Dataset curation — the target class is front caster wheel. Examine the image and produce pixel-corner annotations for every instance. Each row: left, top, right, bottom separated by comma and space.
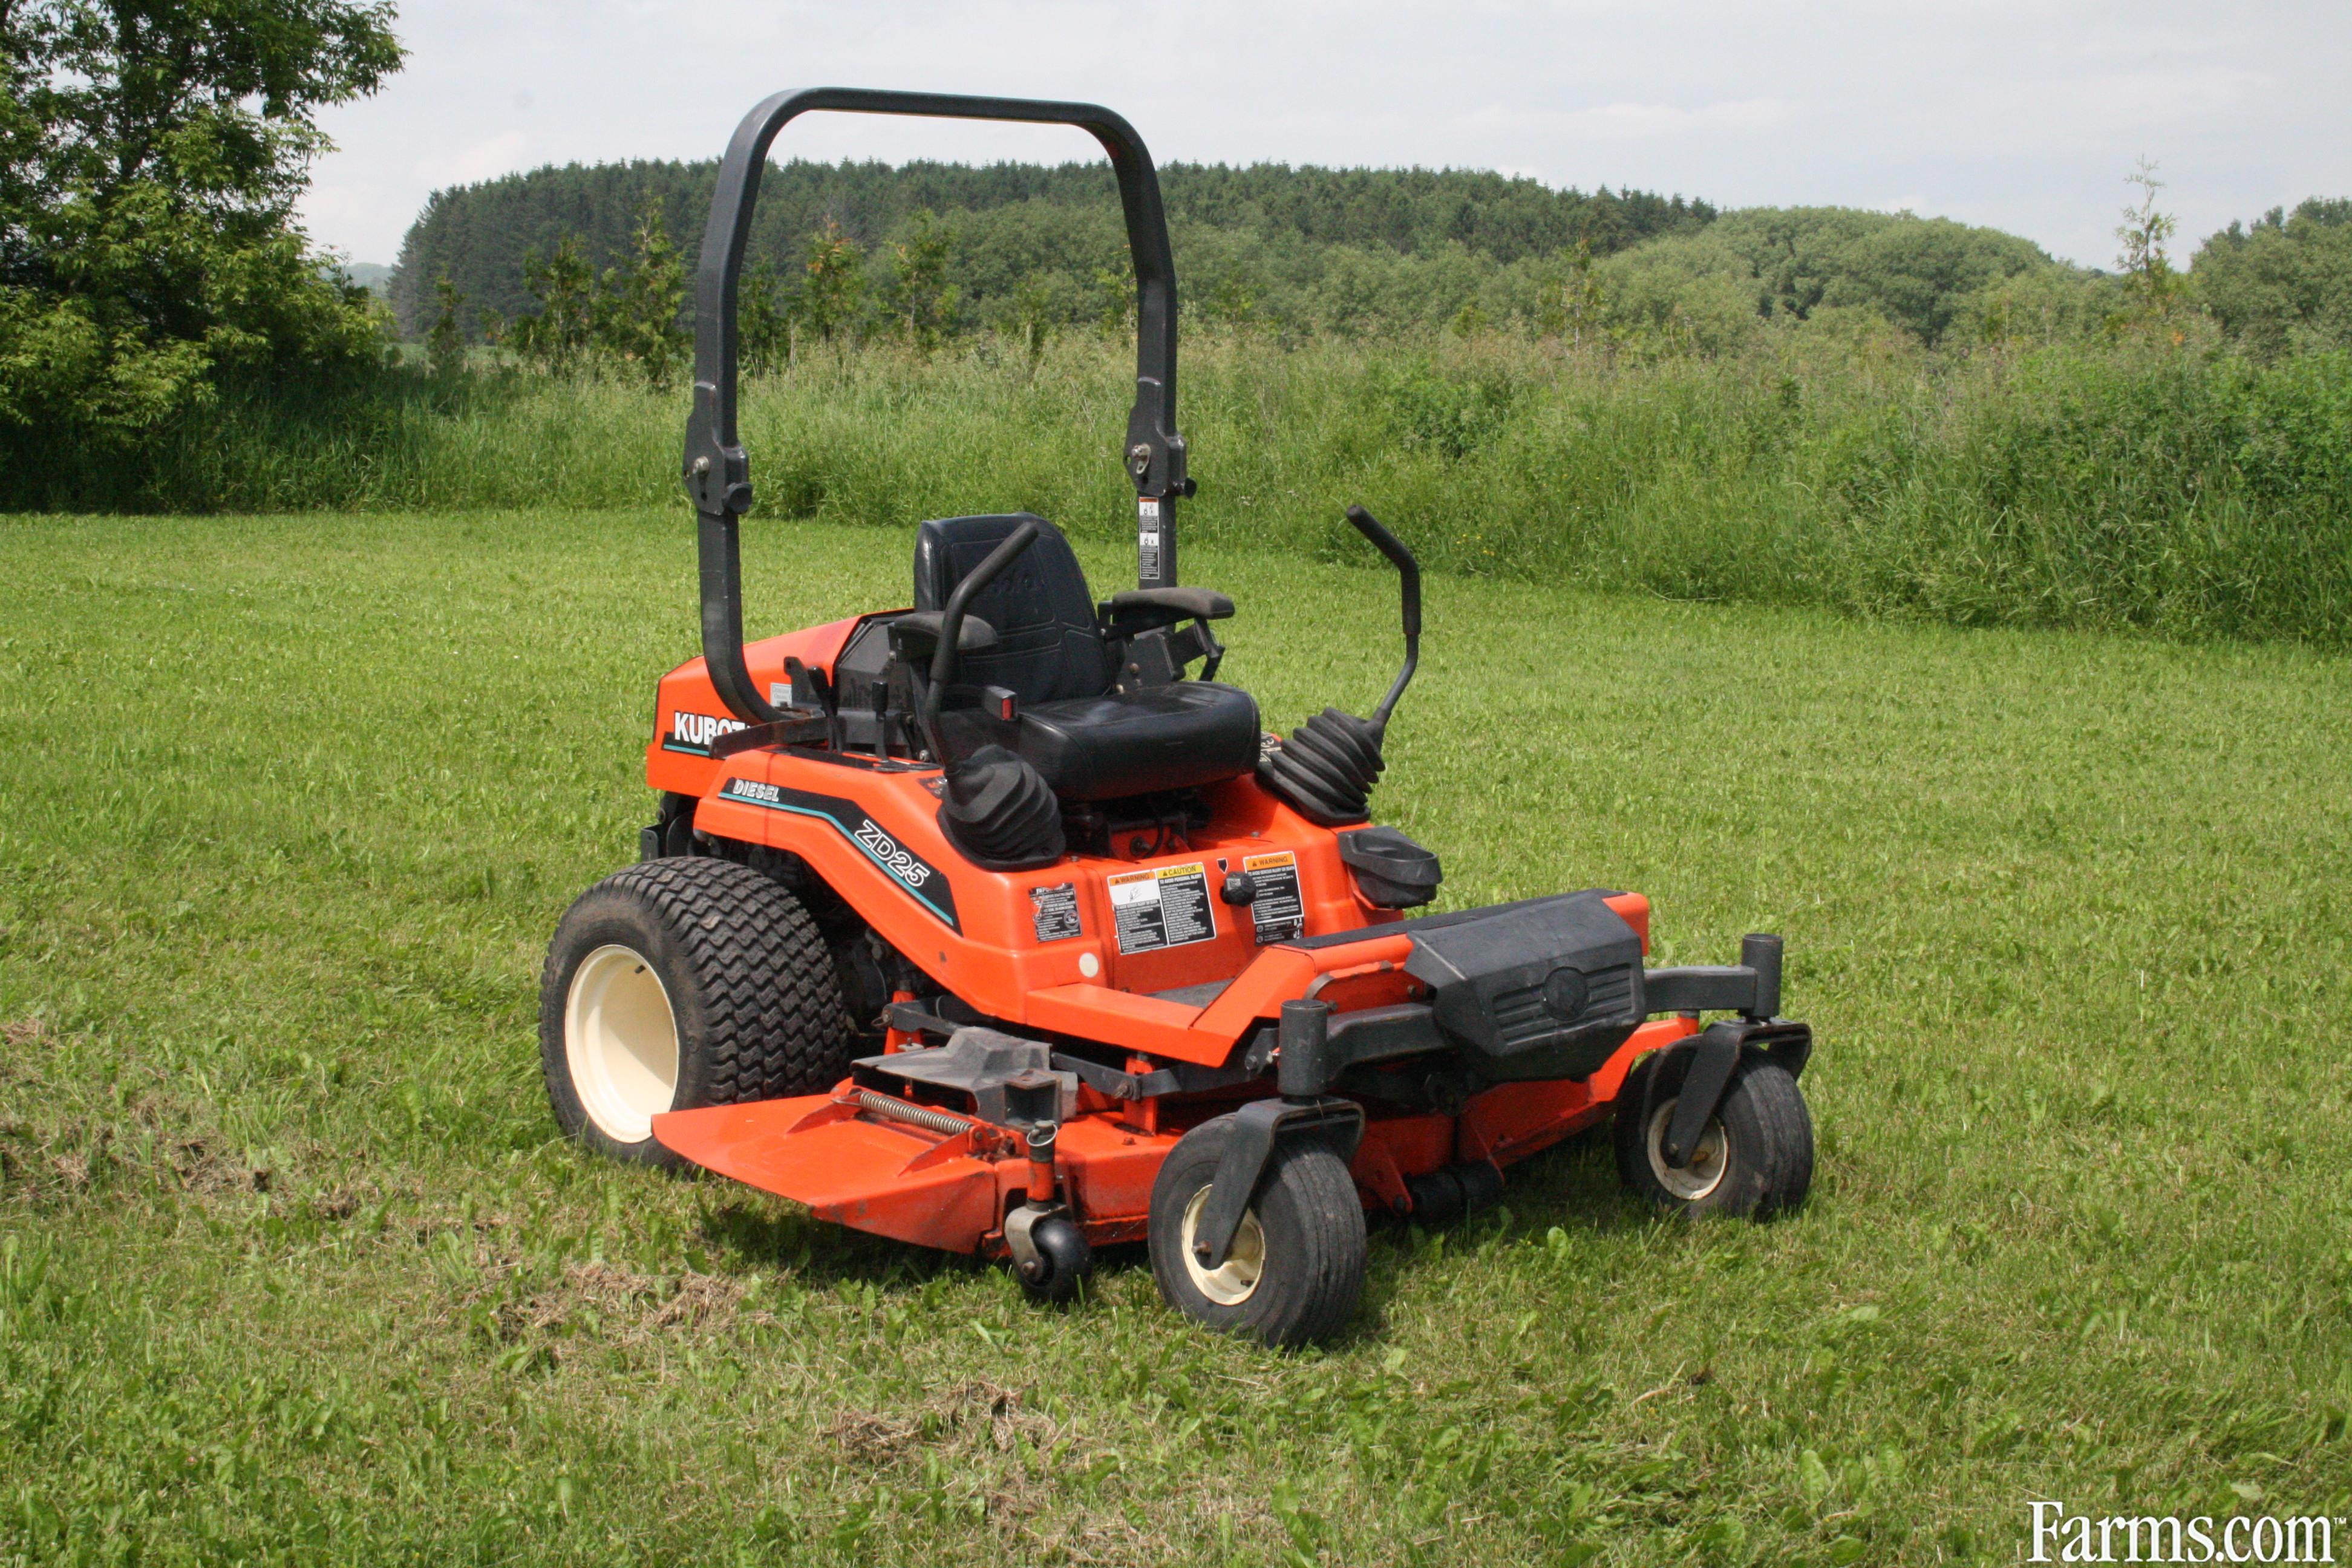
1615, 1048, 1814, 1217
1013, 1214, 1092, 1304
1147, 1122, 1366, 1347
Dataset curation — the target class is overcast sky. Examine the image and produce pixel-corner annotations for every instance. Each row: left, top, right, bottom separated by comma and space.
302, 0, 2352, 271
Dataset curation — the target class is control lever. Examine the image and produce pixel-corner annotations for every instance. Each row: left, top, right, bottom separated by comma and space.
1344, 504, 1420, 732
783, 656, 843, 752
1254, 505, 1423, 827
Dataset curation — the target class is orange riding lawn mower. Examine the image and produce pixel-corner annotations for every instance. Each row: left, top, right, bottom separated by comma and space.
540, 89, 1817, 1347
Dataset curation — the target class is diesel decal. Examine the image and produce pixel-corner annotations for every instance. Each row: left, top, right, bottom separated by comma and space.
714, 778, 959, 930
663, 709, 748, 756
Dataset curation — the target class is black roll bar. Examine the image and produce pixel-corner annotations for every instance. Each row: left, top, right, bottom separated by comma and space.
683, 87, 1189, 726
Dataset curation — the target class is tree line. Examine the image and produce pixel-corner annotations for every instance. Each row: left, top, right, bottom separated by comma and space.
397, 149, 2352, 387
389, 157, 1717, 351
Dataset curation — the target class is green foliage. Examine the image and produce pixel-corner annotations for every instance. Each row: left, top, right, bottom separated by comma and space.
999, 276, 1057, 379
884, 209, 958, 353
2112, 161, 2187, 331
2193, 198, 2352, 361
5, 511, 2352, 1563
0, 0, 401, 459
596, 195, 687, 387
739, 258, 791, 378
425, 269, 465, 376
508, 237, 596, 377
387, 158, 1716, 342
1532, 242, 1607, 345
1589, 207, 2056, 347
795, 219, 866, 353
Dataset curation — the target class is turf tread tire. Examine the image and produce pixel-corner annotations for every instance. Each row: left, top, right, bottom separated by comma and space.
1613, 1049, 1814, 1218
540, 856, 855, 1166
1147, 1124, 1368, 1348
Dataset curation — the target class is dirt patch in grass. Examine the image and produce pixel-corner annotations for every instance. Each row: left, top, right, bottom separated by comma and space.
822, 1379, 1137, 1546
494, 1259, 757, 1345
170, 1135, 273, 1197
825, 1377, 1059, 1464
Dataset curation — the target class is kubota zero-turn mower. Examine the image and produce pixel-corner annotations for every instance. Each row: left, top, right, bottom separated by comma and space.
540, 88, 1817, 1347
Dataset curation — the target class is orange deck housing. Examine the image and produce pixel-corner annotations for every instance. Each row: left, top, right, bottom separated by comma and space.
646, 628, 1679, 1256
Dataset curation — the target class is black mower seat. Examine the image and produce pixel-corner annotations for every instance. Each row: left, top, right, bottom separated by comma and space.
915, 513, 1261, 802
1013, 682, 1261, 802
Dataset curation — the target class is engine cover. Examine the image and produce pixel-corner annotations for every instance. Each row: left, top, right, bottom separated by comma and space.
1402, 892, 1647, 1082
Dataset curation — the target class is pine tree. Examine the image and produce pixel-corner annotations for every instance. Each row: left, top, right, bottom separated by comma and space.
511, 237, 598, 376
740, 258, 791, 377
426, 270, 466, 376
598, 195, 688, 388
886, 209, 959, 351
794, 220, 866, 356
2114, 160, 2186, 327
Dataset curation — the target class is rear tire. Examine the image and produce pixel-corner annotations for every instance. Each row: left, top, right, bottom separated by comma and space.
540, 856, 856, 1168
1615, 1047, 1814, 1217
1148, 1121, 1367, 1347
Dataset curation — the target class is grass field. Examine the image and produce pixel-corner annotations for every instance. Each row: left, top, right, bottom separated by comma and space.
3, 509, 2350, 1566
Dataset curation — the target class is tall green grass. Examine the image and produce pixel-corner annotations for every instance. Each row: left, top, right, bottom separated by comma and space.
28, 332, 2352, 642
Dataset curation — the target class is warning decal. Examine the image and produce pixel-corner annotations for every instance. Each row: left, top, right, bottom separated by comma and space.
1243, 851, 1304, 944
1137, 497, 1163, 581
1030, 882, 1083, 943
1108, 861, 1216, 954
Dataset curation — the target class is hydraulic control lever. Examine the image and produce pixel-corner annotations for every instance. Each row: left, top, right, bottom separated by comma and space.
1254, 505, 1424, 828
783, 656, 843, 752
1345, 503, 1420, 732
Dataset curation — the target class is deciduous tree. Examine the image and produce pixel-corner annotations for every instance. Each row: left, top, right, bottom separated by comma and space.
0, 0, 403, 445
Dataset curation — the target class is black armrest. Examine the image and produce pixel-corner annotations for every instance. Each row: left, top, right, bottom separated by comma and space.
887, 611, 998, 656
1105, 586, 1233, 620
1099, 586, 1234, 638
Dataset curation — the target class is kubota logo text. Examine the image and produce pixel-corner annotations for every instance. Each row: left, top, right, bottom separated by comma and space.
671, 710, 746, 751
855, 820, 932, 887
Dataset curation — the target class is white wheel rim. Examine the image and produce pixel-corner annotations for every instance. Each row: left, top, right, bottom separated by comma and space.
1179, 1185, 1267, 1306
564, 944, 680, 1145
1645, 1097, 1730, 1202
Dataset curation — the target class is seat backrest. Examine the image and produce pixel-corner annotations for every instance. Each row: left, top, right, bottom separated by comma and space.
912, 514, 1112, 703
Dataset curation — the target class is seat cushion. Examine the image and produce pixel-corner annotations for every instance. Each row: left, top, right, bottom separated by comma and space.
952, 681, 1262, 802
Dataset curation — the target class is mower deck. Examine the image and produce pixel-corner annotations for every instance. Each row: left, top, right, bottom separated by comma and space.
655, 1013, 1692, 1256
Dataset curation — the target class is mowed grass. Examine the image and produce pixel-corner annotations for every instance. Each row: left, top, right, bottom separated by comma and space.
2, 509, 2350, 1566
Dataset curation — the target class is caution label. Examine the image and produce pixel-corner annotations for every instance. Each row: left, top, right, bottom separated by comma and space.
1029, 882, 1083, 943
1108, 861, 1215, 954
1137, 497, 1163, 581
1243, 851, 1304, 944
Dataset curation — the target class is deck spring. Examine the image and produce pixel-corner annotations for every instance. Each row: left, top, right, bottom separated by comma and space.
853, 1089, 973, 1137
